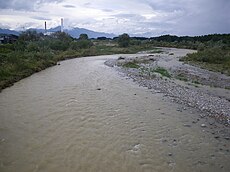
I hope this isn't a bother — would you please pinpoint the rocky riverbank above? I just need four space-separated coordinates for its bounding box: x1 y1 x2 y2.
105 48 230 126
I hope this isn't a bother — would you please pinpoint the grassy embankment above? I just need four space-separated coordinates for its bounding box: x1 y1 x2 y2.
149 34 230 76
1 32 229 91
180 47 230 76
0 32 157 91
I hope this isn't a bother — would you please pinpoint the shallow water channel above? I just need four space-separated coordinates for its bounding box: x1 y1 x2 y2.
0 54 229 172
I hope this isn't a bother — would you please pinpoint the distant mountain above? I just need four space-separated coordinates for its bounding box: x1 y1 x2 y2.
0 27 116 38
65 27 116 39
0 28 19 36
22 26 116 38
130 32 154 38
48 26 62 33
46 26 116 38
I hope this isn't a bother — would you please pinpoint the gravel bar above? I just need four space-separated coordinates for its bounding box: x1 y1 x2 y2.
105 49 230 126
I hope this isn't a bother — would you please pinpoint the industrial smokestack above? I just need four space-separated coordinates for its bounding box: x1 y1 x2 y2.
61 18 64 32
45 21 47 33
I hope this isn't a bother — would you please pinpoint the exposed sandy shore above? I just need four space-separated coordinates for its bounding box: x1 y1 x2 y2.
105 47 230 126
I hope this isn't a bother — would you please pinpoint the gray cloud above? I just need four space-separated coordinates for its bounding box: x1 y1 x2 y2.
113 13 145 20
170 0 230 35
102 9 114 12
83 2 91 7
0 0 229 36
144 0 184 12
132 0 230 36
0 0 63 11
63 5 75 8
0 23 10 29
31 16 52 21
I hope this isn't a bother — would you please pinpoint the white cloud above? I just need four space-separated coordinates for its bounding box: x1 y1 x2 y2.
0 0 229 36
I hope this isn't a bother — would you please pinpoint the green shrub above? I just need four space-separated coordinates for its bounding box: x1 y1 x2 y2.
123 62 140 68
0 44 14 53
70 40 93 50
49 40 69 51
79 34 89 40
154 67 171 78
27 42 39 52
184 48 229 64
118 33 130 47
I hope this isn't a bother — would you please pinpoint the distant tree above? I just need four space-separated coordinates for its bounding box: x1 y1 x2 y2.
49 40 69 51
14 40 27 51
70 40 93 50
51 31 73 42
27 42 39 52
130 39 141 46
19 30 41 42
112 37 119 40
48 32 73 51
97 37 107 40
79 34 88 40
118 33 130 47
132 37 148 41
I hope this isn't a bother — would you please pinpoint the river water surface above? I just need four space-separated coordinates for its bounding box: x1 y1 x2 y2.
0 55 229 172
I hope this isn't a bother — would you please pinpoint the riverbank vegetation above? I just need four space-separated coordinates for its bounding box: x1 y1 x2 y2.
180 47 230 75
0 31 229 91
0 31 155 91
149 34 230 75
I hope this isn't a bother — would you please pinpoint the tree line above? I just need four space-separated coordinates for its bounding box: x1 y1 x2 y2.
0 30 229 91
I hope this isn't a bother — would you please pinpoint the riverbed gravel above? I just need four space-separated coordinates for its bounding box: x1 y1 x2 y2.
105 48 230 126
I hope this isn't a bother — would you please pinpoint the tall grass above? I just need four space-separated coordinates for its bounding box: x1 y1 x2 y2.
181 47 230 75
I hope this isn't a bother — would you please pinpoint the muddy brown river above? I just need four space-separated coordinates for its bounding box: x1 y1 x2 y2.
0 54 229 172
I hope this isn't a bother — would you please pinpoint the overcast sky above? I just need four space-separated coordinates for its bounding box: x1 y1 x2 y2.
0 0 229 36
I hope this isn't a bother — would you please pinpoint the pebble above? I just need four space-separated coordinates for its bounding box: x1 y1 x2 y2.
168 161 176 167
172 139 177 146
177 108 182 112
183 124 191 127
201 124 206 127
168 153 173 156
118 56 125 60
209 121 215 125
162 139 168 143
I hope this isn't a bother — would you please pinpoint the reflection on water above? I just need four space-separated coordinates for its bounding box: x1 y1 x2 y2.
0 55 229 172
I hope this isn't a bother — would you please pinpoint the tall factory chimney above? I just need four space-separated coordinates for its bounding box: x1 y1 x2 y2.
45 21 47 33
61 18 64 32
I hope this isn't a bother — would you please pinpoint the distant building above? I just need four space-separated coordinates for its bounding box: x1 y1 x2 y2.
61 18 64 32
0 34 18 44
44 32 53 36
